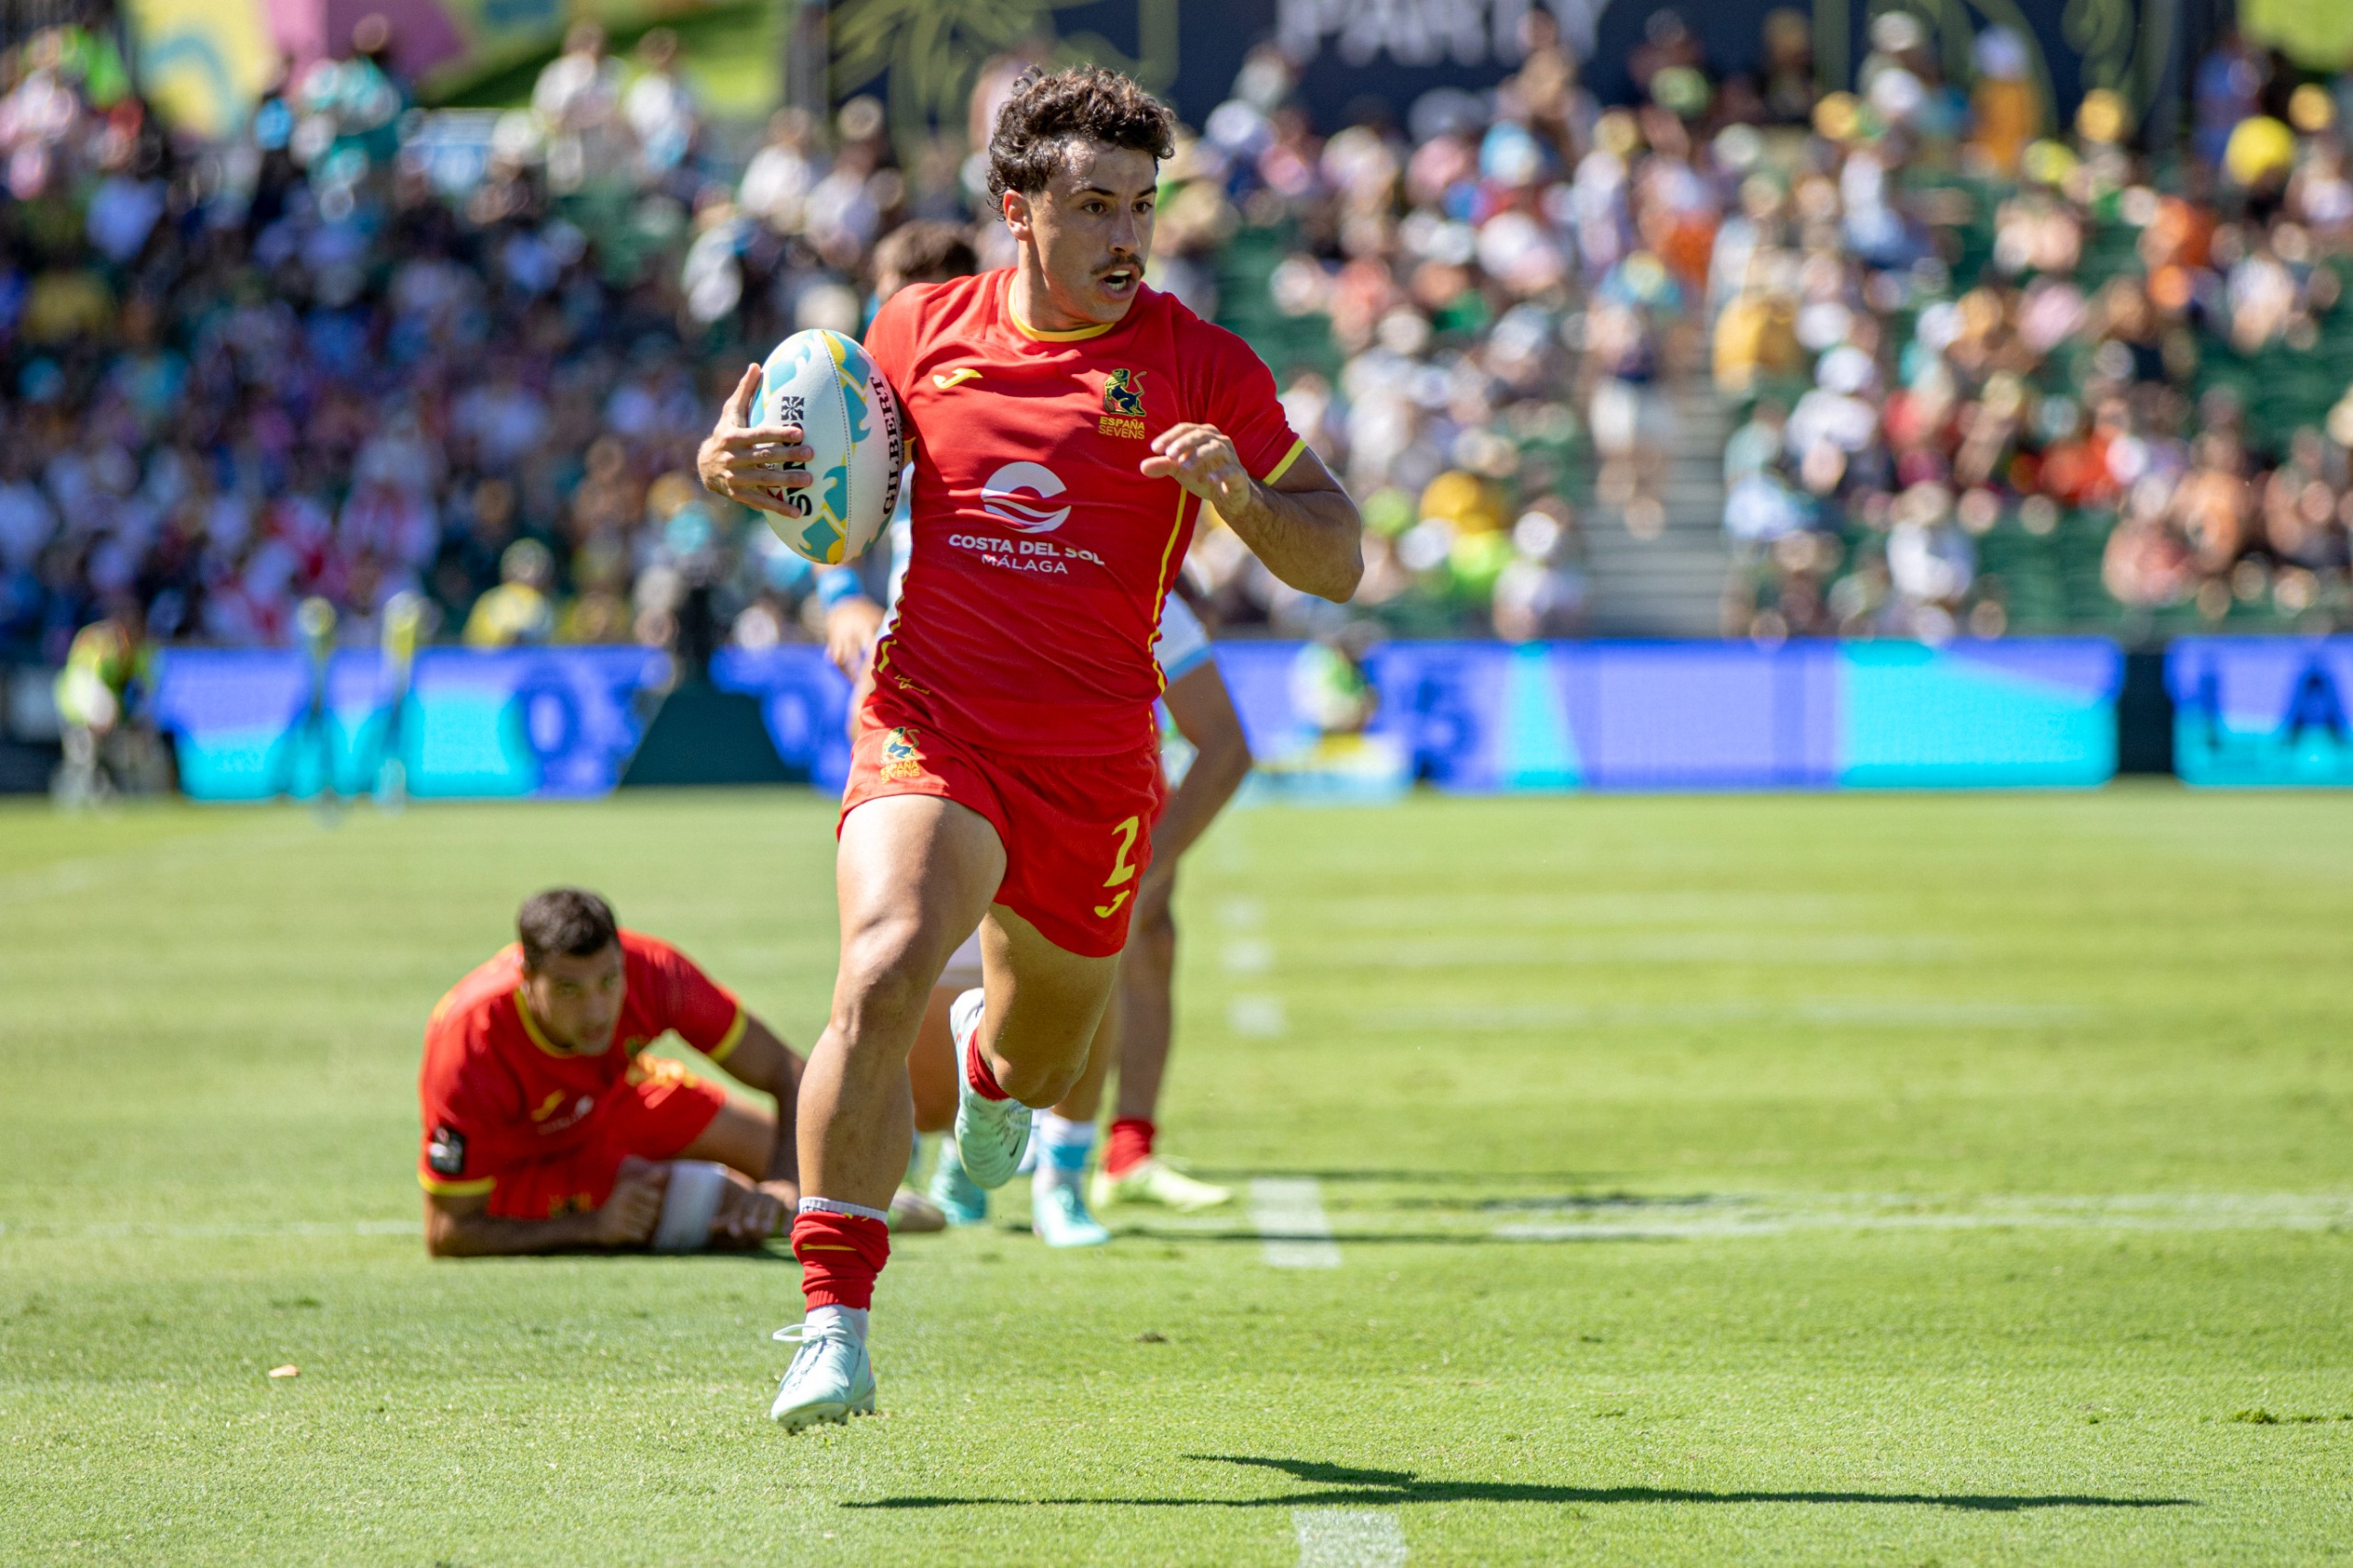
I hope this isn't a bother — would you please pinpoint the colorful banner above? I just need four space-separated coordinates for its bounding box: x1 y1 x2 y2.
153 638 2119 801
708 644 857 790
2168 637 2353 787
153 645 668 800
1215 638 2120 793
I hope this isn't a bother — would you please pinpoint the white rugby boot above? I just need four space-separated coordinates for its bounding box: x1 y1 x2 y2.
949 987 1030 1188
768 1322 877 1432
1091 1156 1233 1213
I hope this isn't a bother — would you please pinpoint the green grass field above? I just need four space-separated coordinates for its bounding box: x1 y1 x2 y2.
5 787 2352 1565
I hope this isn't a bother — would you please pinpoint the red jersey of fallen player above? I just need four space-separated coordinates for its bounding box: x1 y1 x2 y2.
416 930 745 1197
862 270 1303 756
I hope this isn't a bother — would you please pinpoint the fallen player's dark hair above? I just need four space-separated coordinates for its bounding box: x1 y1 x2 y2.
517 888 619 971
873 219 978 286
986 63 1175 205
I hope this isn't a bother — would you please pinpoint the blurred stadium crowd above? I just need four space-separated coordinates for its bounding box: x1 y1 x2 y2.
4 10 2353 668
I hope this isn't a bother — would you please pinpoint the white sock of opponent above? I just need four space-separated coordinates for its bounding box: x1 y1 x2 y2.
806 1303 870 1346
1031 1112 1096 1197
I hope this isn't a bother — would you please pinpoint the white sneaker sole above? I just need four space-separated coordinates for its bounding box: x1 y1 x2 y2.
771 1388 877 1432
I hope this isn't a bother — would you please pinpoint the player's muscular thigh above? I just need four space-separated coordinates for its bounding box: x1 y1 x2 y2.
833 795 1003 1041
976 905 1119 1104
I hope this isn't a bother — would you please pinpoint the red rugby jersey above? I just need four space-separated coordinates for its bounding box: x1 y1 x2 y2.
862 270 1302 756
415 931 745 1197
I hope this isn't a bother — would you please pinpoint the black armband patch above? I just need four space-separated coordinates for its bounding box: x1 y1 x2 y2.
426 1124 468 1176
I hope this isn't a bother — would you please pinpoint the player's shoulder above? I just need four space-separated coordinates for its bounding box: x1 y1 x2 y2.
1140 288 1268 376
619 927 691 975
430 945 523 1034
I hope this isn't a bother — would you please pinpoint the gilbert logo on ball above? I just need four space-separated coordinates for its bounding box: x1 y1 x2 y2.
753 328 905 565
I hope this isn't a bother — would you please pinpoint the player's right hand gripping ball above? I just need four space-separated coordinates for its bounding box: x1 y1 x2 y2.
754 328 905 566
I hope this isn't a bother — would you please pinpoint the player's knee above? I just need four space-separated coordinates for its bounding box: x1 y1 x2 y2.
996 1055 1082 1107
423 1205 463 1258
835 930 939 1037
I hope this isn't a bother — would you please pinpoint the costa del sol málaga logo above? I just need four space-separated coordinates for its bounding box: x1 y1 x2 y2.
980 461 1070 533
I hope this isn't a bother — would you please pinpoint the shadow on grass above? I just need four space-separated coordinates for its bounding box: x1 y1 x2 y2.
843 1455 2195 1515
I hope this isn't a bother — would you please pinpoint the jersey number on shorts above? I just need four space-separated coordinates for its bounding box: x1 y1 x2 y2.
1094 815 1142 919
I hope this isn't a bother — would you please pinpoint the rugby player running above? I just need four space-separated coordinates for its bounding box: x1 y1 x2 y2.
699 65 1360 1430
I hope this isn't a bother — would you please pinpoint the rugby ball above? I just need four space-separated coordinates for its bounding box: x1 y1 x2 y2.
751 328 905 565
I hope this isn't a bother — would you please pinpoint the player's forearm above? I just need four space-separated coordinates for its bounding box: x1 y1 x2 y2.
1222 483 1363 602
731 1017 804 1183
425 1205 608 1257
762 1116 799 1185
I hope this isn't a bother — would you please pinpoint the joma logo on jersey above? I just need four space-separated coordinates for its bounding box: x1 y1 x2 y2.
1099 369 1146 438
880 727 925 782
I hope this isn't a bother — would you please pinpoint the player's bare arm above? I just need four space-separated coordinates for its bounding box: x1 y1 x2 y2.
1143 430 1362 602
824 596 887 677
426 1159 671 1257
1138 655 1251 915
696 363 815 515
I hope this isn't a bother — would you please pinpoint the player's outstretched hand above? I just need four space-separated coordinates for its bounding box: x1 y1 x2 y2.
1142 422 1253 517
698 363 816 516
594 1158 670 1247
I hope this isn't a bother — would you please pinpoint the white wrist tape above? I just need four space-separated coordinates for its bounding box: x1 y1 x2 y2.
651 1160 730 1253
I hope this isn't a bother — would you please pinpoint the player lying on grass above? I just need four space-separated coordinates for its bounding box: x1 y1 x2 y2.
699 63 1360 1430
417 888 936 1256
904 590 1253 1241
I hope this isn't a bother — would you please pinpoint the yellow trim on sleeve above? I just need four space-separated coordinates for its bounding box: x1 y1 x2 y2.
1260 437 1308 486
704 1008 749 1065
418 1172 496 1197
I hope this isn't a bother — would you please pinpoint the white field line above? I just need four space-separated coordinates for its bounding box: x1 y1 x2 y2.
0 1219 420 1240
1294 1508 1406 1567
1229 995 1289 1036
1222 938 1276 975
1253 1177 1341 1268
1358 1000 2085 1032
1493 1192 2353 1242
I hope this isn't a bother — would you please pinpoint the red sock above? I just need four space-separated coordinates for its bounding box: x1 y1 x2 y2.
790 1210 891 1311
1106 1118 1155 1177
963 1030 1010 1101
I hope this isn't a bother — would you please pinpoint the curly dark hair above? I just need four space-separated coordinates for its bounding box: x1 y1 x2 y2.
986 64 1176 204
